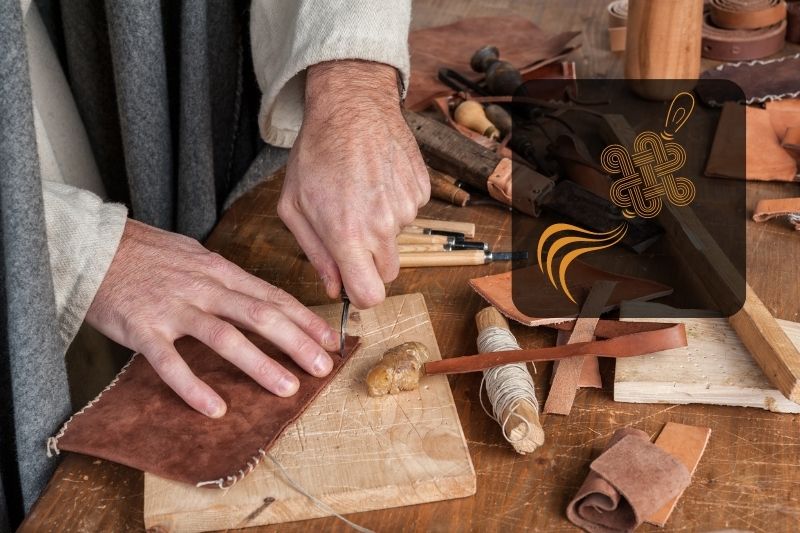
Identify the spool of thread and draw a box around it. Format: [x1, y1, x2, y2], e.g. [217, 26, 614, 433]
[454, 100, 500, 140]
[625, 0, 704, 100]
[475, 307, 544, 454]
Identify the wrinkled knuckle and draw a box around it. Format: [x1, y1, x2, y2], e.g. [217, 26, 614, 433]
[204, 252, 232, 274]
[294, 337, 318, 359]
[208, 321, 238, 349]
[254, 358, 277, 381]
[151, 349, 178, 377]
[265, 285, 292, 306]
[276, 199, 294, 222]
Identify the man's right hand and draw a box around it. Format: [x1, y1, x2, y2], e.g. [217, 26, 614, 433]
[85, 219, 340, 418]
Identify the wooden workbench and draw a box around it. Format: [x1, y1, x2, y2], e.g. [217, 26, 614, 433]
[22, 1, 800, 531]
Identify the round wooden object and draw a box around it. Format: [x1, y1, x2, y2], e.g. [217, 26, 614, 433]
[625, 0, 704, 101]
[454, 101, 500, 140]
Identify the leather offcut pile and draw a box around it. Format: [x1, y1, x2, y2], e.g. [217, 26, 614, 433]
[701, 0, 790, 60]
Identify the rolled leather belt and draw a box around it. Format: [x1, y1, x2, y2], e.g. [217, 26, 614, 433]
[702, 12, 787, 60]
[607, 0, 628, 52]
[788, 0, 800, 43]
[708, 0, 787, 30]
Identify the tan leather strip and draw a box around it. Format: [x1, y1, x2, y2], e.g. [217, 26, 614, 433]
[752, 197, 800, 229]
[424, 321, 687, 375]
[553, 330, 603, 388]
[486, 157, 513, 205]
[647, 423, 712, 526]
[544, 282, 616, 415]
[783, 126, 800, 152]
[701, 13, 786, 60]
[709, 0, 787, 30]
[607, 0, 628, 52]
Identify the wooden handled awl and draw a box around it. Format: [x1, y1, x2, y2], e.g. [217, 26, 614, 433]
[399, 250, 527, 268]
[454, 100, 500, 140]
[397, 233, 455, 245]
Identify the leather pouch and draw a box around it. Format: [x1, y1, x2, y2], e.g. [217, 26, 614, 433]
[407, 16, 580, 110]
[48, 333, 360, 488]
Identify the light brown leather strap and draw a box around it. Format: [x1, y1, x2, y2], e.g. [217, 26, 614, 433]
[752, 197, 800, 229]
[424, 320, 687, 375]
[607, 0, 628, 52]
[702, 12, 787, 60]
[709, 0, 787, 30]
[783, 126, 800, 152]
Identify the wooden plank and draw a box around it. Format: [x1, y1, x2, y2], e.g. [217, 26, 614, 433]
[600, 113, 800, 403]
[143, 294, 475, 532]
[615, 302, 800, 413]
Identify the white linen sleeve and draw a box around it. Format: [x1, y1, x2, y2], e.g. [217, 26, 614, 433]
[42, 181, 127, 350]
[250, 0, 411, 147]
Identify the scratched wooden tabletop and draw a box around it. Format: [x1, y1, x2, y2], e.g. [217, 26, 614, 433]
[21, 1, 800, 532]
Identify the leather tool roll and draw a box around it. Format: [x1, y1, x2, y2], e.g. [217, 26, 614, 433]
[708, 0, 787, 30]
[701, 12, 787, 60]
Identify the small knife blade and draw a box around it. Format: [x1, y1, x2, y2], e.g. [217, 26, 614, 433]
[339, 290, 350, 355]
[485, 251, 528, 262]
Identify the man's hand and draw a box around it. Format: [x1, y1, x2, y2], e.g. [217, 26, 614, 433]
[85, 219, 340, 418]
[278, 60, 429, 309]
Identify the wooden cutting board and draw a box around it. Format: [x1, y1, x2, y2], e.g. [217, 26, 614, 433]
[143, 293, 476, 532]
[615, 302, 800, 413]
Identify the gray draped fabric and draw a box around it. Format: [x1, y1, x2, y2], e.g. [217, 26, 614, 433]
[1, 1, 288, 529]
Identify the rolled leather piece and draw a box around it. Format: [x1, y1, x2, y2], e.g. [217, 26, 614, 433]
[49, 333, 362, 488]
[788, 0, 800, 42]
[701, 12, 786, 60]
[607, 0, 628, 52]
[708, 0, 787, 30]
[752, 197, 800, 229]
[567, 429, 691, 533]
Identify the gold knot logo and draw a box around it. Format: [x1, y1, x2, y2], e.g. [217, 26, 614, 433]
[602, 92, 696, 219]
[537, 92, 696, 303]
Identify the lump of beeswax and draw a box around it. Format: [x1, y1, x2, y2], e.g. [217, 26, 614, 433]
[366, 341, 430, 397]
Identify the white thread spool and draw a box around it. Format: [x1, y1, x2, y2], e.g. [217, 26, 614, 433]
[475, 307, 545, 454]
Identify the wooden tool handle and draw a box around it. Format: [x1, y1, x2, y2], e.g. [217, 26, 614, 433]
[411, 218, 476, 238]
[396, 233, 450, 245]
[399, 250, 485, 268]
[475, 307, 544, 454]
[397, 244, 446, 253]
[429, 168, 470, 206]
[454, 100, 500, 140]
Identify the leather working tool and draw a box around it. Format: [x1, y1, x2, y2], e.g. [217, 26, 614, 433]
[396, 233, 456, 245]
[701, 11, 787, 60]
[398, 250, 527, 268]
[708, 0, 787, 29]
[339, 290, 350, 355]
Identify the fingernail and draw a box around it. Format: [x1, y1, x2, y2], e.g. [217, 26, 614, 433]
[278, 375, 299, 396]
[322, 329, 339, 351]
[312, 352, 333, 376]
[207, 399, 226, 418]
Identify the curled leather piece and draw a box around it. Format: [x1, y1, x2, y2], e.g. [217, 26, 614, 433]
[708, 0, 787, 30]
[607, 0, 628, 52]
[752, 197, 800, 229]
[567, 428, 691, 533]
[699, 53, 800, 106]
[49, 333, 361, 488]
[701, 12, 786, 61]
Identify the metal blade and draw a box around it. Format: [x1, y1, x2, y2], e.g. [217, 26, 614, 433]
[488, 251, 529, 262]
[339, 291, 350, 355]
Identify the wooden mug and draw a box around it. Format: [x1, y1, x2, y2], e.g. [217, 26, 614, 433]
[625, 0, 704, 100]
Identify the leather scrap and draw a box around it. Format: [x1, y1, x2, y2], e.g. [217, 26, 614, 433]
[753, 197, 800, 229]
[647, 422, 711, 526]
[788, 0, 800, 42]
[49, 333, 361, 488]
[706, 102, 798, 182]
[566, 428, 691, 533]
[544, 281, 616, 415]
[553, 330, 603, 388]
[698, 53, 800, 106]
[607, 0, 628, 52]
[407, 16, 580, 111]
[468, 261, 672, 327]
